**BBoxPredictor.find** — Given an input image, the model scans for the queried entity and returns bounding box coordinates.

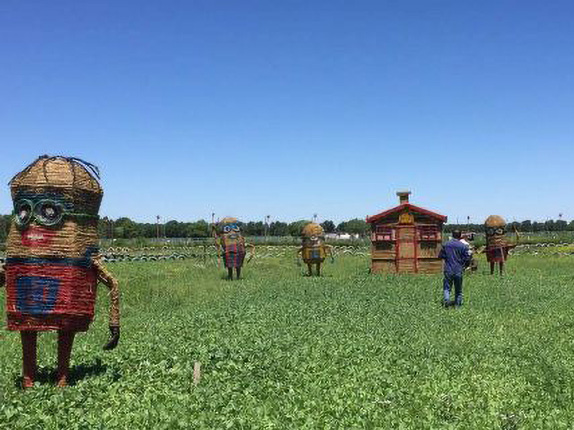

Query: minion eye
[233,226,240,232]
[35,200,63,226]
[224,226,231,233]
[495,228,504,235]
[15,201,32,226]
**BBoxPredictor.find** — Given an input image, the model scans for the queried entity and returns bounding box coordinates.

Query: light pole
[156,215,160,240]
[265,215,271,241]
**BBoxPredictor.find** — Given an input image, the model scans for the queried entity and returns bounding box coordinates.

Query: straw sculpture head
[301,222,325,247]
[7,155,102,259]
[217,217,242,239]
[484,215,507,247]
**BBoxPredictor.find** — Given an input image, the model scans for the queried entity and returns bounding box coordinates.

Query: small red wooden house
[366,191,447,274]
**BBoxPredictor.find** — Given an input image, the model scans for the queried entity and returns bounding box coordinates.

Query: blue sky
[1,1,572,224]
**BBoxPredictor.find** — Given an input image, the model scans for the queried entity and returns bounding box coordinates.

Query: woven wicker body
[302,246,326,264]
[5,156,103,332]
[220,237,246,268]
[484,215,510,263]
[301,223,327,264]
[485,246,510,263]
[216,217,247,269]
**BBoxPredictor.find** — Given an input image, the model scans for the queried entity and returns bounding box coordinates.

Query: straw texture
[301,223,327,263]
[484,215,510,262]
[216,217,246,268]
[4,156,117,332]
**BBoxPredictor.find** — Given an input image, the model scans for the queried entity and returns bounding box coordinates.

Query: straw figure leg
[315,263,322,277]
[490,261,496,275]
[227,268,234,280]
[306,263,313,277]
[21,332,37,389]
[236,266,241,280]
[57,331,75,387]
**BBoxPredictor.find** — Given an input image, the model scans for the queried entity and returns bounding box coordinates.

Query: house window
[374,225,394,241]
[375,242,393,251]
[418,225,440,241]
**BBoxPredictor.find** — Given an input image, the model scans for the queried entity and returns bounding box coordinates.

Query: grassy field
[1,255,574,429]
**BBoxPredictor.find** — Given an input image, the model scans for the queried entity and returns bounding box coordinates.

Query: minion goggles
[13,198,98,228]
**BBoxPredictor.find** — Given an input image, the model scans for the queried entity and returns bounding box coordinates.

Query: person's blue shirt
[439,239,471,276]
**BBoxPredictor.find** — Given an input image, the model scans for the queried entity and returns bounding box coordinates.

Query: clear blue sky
[1,1,572,224]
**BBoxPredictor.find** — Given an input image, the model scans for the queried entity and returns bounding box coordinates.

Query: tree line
[0,214,573,241]
[443,219,574,234]
[94,217,371,239]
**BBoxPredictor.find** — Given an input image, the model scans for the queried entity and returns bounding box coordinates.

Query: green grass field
[1,255,574,429]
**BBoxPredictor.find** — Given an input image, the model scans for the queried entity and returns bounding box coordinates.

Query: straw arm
[325,244,335,262]
[295,247,303,266]
[93,259,120,327]
[512,226,521,246]
[245,243,255,263]
[214,237,222,267]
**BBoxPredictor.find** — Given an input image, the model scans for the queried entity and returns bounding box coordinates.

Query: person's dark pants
[443,272,463,306]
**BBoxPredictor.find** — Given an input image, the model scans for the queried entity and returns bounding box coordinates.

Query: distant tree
[187,220,209,237]
[165,220,182,237]
[243,221,264,236]
[520,220,532,232]
[321,220,336,233]
[340,218,369,236]
[289,220,309,237]
[0,215,8,241]
[114,217,140,238]
[269,221,289,236]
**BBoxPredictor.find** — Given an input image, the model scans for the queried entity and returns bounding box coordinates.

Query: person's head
[452,230,462,240]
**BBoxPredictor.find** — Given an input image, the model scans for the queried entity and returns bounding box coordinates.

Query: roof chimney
[397,190,411,205]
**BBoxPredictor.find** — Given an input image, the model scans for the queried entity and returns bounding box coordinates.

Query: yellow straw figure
[297,222,333,276]
[0,156,120,388]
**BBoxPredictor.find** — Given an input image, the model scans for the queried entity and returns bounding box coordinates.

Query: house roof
[366,203,447,224]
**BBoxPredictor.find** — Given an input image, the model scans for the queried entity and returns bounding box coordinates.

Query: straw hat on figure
[0,156,120,388]
[297,222,334,276]
[484,215,519,276]
[214,217,254,280]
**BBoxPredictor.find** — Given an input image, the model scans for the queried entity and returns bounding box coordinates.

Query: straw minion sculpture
[484,215,519,275]
[0,156,120,388]
[297,223,333,276]
[214,217,254,280]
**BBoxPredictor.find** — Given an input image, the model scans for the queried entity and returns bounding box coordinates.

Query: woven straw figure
[484,215,519,276]
[297,223,333,276]
[0,156,120,388]
[215,217,254,280]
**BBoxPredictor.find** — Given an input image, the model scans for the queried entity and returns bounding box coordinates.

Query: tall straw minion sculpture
[484,215,519,275]
[297,223,333,276]
[0,156,120,388]
[214,217,254,280]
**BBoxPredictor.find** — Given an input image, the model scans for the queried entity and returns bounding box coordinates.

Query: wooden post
[193,361,201,385]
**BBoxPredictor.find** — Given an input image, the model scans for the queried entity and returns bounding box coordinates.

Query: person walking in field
[439,230,471,307]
